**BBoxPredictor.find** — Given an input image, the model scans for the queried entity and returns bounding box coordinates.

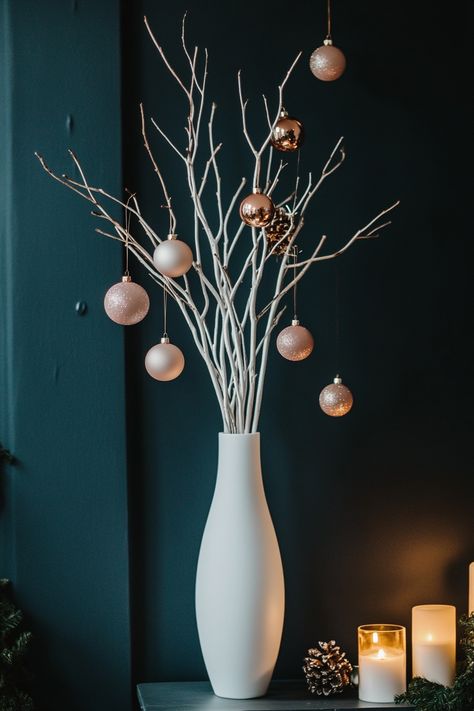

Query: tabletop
[137,680,413,710]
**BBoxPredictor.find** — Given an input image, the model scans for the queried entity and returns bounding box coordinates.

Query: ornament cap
[291,318,300,326]
[167,233,178,240]
[323,37,333,46]
[252,186,262,194]
[122,275,132,282]
[161,335,170,344]
[279,107,288,118]
[334,375,342,384]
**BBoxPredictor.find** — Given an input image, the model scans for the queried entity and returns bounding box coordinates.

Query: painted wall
[0,1,473,709]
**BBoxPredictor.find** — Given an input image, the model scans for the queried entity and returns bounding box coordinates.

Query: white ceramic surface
[195,433,285,699]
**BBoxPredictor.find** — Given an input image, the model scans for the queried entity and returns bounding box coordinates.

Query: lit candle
[358,624,406,703]
[412,604,456,687]
[469,563,474,615]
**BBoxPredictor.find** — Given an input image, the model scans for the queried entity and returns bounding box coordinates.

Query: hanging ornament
[239,188,275,228]
[277,318,314,361]
[153,234,193,278]
[319,375,353,416]
[309,0,346,82]
[276,247,314,360]
[271,109,304,152]
[145,336,185,382]
[103,192,150,326]
[145,281,184,381]
[104,275,150,326]
[265,206,297,256]
[303,640,353,696]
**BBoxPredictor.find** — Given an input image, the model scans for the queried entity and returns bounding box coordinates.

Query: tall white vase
[195,432,285,699]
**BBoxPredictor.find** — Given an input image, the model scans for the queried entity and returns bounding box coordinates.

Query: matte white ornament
[196,433,285,699]
[145,337,185,381]
[153,234,193,277]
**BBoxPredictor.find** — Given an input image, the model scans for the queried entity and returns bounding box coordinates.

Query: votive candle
[412,604,456,687]
[358,624,406,703]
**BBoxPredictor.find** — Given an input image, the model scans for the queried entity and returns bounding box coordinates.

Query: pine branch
[396,613,474,711]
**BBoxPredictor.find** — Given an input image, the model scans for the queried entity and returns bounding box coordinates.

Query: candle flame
[377,648,386,659]
[372,632,379,644]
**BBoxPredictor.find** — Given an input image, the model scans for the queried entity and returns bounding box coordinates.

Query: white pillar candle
[469,563,474,615]
[412,604,456,687]
[358,625,406,703]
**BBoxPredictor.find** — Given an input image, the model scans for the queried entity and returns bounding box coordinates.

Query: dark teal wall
[1,1,132,710]
[0,1,473,710]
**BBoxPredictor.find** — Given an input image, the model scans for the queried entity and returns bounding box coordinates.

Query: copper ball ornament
[276,319,314,361]
[310,40,346,82]
[103,275,150,326]
[319,375,353,416]
[239,189,275,228]
[145,337,185,382]
[153,234,193,278]
[271,109,304,153]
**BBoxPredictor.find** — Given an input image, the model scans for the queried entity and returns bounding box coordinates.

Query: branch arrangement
[35,16,399,434]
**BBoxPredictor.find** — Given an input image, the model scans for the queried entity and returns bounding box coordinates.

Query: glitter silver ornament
[145,337,185,382]
[276,319,314,361]
[310,39,346,81]
[153,234,193,278]
[103,275,150,325]
[319,375,353,416]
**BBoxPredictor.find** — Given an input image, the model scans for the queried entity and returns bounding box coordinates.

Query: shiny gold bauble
[145,337,185,382]
[271,110,304,152]
[103,275,150,326]
[276,319,314,361]
[265,207,296,255]
[310,40,346,82]
[319,375,353,416]
[239,190,275,228]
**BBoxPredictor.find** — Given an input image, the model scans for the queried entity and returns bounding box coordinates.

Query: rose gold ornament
[153,234,193,278]
[271,109,304,152]
[103,275,150,326]
[239,189,275,228]
[310,40,346,81]
[276,319,314,361]
[145,337,185,382]
[319,375,353,416]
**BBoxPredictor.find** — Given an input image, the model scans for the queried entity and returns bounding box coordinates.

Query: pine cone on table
[303,640,353,696]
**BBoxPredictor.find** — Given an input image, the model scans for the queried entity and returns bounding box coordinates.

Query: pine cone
[303,640,353,697]
[265,207,296,255]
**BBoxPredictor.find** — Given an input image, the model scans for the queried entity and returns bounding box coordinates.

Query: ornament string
[124,191,135,276]
[335,261,341,373]
[163,283,168,338]
[293,246,298,319]
[326,0,332,41]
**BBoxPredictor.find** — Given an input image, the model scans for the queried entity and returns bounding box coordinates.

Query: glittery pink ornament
[104,276,150,325]
[319,375,353,416]
[145,337,185,382]
[276,319,314,361]
[310,40,346,81]
[153,234,193,278]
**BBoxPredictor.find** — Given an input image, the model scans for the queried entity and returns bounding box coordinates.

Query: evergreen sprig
[0,580,34,711]
[395,613,474,711]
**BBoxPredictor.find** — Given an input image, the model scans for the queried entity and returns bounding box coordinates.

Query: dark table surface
[137,680,414,710]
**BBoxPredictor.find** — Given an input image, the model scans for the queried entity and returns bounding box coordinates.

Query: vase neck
[216,433,262,487]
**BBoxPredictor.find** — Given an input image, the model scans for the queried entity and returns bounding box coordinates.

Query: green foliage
[0,580,34,711]
[396,613,474,711]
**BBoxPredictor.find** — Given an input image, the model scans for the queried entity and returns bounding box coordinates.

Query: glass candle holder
[358,624,406,703]
[412,604,456,686]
